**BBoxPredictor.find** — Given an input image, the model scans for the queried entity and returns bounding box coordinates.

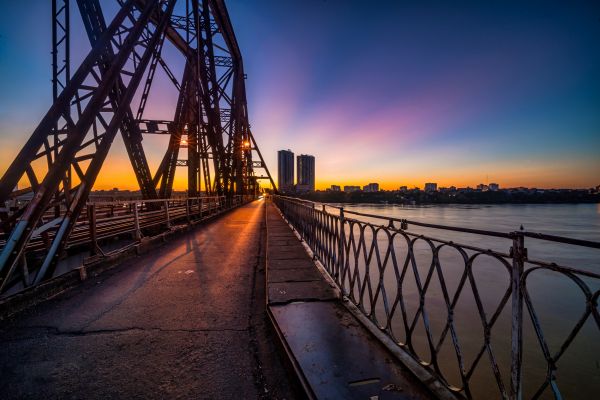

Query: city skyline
[0,1,599,191]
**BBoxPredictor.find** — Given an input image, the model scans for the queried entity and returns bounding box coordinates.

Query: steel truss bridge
[1,3,598,400]
[0,0,276,294]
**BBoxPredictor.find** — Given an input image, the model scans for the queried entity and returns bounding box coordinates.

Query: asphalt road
[0,200,298,399]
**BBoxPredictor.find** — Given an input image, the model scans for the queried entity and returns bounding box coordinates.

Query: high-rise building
[297,154,315,192]
[424,182,438,192]
[277,149,294,193]
[343,185,361,192]
[363,183,380,192]
[489,183,499,191]
[331,185,341,191]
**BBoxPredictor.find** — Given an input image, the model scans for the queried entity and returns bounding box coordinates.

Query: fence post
[87,203,99,256]
[200,197,204,219]
[133,201,141,241]
[510,232,525,400]
[337,207,345,284]
[311,202,316,246]
[164,200,170,229]
[185,198,191,224]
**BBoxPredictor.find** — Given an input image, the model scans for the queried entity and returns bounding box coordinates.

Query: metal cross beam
[0,0,275,293]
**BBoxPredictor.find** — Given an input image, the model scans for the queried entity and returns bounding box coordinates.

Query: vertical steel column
[52,0,71,216]
[52,0,70,101]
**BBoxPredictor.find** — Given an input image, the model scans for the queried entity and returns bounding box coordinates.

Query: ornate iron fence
[272,195,600,400]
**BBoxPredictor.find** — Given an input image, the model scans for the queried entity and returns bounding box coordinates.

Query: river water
[331,203,599,399]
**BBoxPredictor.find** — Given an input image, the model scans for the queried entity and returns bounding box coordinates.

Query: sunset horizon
[1,0,599,193]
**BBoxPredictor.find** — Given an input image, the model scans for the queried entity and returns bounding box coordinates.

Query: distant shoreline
[294,189,600,205]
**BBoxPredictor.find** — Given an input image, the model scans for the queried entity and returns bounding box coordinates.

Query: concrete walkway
[0,200,297,399]
[265,201,434,400]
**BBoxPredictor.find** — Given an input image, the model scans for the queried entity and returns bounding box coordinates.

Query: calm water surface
[333,203,599,399]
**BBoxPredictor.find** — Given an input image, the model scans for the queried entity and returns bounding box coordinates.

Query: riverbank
[294,188,599,205]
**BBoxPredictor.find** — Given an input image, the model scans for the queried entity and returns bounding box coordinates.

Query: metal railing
[81,194,255,253]
[272,195,599,400]
[1,195,255,295]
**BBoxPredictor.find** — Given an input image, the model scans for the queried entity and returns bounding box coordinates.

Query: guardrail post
[310,202,316,245]
[510,232,525,400]
[337,207,345,284]
[133,201,141,241]
[87,203,99,256]
[185,198,191,224]
[164,200,170,229]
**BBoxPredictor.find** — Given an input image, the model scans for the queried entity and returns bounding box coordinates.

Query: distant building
[424,182,437,192]
[297,154,315,192]
[295,184,311,193]
[363,183,380,192]
[489,183,499,191]
[477,183,489,191]
[277,149,294,193]
[399,186,408,192]
[331,185,341,192]
[343,185,361,193]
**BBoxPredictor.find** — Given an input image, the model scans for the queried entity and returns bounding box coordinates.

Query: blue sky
[1,0,599,189]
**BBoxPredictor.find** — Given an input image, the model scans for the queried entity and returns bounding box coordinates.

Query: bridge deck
[0,200,296,399]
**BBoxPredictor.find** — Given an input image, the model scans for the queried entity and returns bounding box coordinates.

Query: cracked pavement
[0,200,297,399]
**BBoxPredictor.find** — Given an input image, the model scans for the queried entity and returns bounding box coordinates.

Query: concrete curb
[263,200,316,400]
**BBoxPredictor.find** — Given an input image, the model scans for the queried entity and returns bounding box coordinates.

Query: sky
[0,0,599,191]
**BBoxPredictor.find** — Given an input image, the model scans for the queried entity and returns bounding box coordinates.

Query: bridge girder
[0,0,276,293]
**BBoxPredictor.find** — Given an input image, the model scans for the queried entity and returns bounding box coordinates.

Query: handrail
[87,194,227,206]
[275,194,600,247]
